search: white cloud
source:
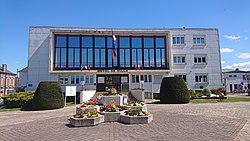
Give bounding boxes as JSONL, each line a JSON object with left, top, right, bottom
{"left": 245, "top": 37, "right": 248, "bottom": 40}
{"left": 223, "top": 61, "right": 250, "bottom": 71}
{"left": 224, "top": 35, "right": 241, "bottom": 40}
{"left": 221, "top": 61, "right": 226, "bottom": 64}
{"left": 220, "top": 48, "right": 234, "bottom": 53}
{"left": 238, "top": 53, "right": 250, "bottom": 59}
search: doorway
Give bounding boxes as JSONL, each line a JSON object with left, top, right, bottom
{"left": 96, "top": 74, "right": 129, "bottom": 92}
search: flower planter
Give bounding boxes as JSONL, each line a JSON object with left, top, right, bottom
{"left": 69, "top": 115, "right": 104, "bottom": 127}
{"left": 99, "top": 111, "right": 125, "bottom": 122}
{"left": 98, "top": 96, "right": 124, "bottom": 106}
{"left": 76, "top": 106, "right": 99, "bottom": 114}
{"left": 124, "top": 105, "right": 147, "bottom": 111}
{"left": 120, "top": 114, "right": 153, "bottom": 124}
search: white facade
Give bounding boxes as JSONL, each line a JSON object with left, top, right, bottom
{"left": 222, "top": 69, "right": 250, "bottom": 93}
{"left": 18, "top": 67, "right": 28, "bottom": 91}
{"left": 26, "top": 26, "right": 223, "bottom": 97}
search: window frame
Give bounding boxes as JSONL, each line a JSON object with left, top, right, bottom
{"left": 173, "top": 55, "right": 186, "bottom": 64}
{"left": 194, "top": 55, "right": 207, "bottom": 64}
{"left": 193, "top": 36, "right": 206, "bottom": 45}
{"left": 172, "top": 36, "right": 185, "bottom": 45}
{"left": 195, "top": 74, "right": 208, "bottom": 83}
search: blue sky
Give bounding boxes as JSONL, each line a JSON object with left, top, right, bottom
{"left": 0, "top": 0, "right": 250, "bottom": 73}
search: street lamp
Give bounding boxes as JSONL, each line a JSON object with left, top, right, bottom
{"left": 3, "top": 72, "right": 7, "bottom": 95}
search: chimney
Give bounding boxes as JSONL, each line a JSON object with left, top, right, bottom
{"left": 235, "top": 68, "right": 239, "bottom": 71}
{"left": 2, "top": 64, "right": 7, "bottom": 73}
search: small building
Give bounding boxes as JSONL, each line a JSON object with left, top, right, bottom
{"left": 26, "top": 26, "right": 223, "bottom": 98}
{"left": 0, "top": 64, "right": 16, "bottom": 95}
{"left": 18, "top": 67, "right": 28, "bottom": 91}
{"left": 222, "top": 68, "right": 250, "bottom": 93}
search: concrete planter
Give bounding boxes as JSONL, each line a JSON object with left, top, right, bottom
{"left": 120, "top": 114, "right": 153, "bottom": 124}
{"left": 99, "top": 111, "right": 124, "bottom": 122}
{"left": 76, "top": 106, "right": 99, "bottom": 114}
{"left": 98, "top": 96, "right": 124, "bottom": 106}
{"left": 124, "top": 105, "right": 147, "bottom": 111}
{"left": 70, "top": 115, "right": 104, "bottom": 127}
{"left": 130, "top": 89, "right": 145, "bottom": 101}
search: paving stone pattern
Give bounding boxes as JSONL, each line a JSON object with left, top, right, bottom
{"left": 0, "top": 102, "right": 250, "bottom": 141}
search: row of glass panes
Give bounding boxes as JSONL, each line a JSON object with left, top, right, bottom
{"left": 132, "top": 75, "right": 152, "bottom": 83}
{"left": 173, "top": 56, "right": 206, "bottom": 64}
{"left": 56, "top": 35, "right": 165, "bottom": 48}
{"left": 59, "top": 75, "right": 94, "bottom": 85}
{"left": 175, "top": 74, "right": 207, "bottom": 83}
{"left": 131, "top": 75, "right": 163, "bottom": 84}
{"left": 172, "top": 36, "right": 205, "bottom": 45}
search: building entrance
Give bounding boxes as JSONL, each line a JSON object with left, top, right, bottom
{"left": 96, "top": 74, "right": 129, "bottom": 92}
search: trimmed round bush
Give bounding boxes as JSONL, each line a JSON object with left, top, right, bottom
{"left": 32, "top": 81, "right": 64, "bottom": 110}
{"left": 160, "top": 77, "right": 190, "bottom": 104}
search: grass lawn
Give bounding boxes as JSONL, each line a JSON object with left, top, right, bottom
{"left": 190, "top": 97, "right": 250, "bottom": 103}
{"left": 0, "top": 102, "right": 77, "bottom": 112}
{"left": 0, "top": 107, "right": 21, "bottom": 112}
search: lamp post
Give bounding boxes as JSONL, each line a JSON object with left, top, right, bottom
{"left": 3, "top": 72, "right": 7, "bottom": 95}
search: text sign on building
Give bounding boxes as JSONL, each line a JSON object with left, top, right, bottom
{"left": 121, "top": 77, "right": 128, "bottom": 83}
{"left": 66, "top": 86, "right": 76, "bottom": 96}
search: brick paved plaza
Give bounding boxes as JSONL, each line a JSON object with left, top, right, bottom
{"left": 0, "top": 102, "right": 250, "bottom": 141}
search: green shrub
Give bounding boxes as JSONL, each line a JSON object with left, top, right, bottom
{"left": 199, "top": 85, "right": 204, "bottom": 90}
{"left": 32, "top": 81, "right": 64, "bottom": 110}
{"left": 1, "top": 92, "right": 34, "bottom": 108}
{"left": 188, "top": 89, "right": 196, "bottom": 98}
{"left": 202, "top": 88, "right": 211, "bottom": 97}
{"left": 196, "top": 91, "right": 203, "bottom": 97}
{"left": 160, "top": 77, "right": 190, "bottom": 104}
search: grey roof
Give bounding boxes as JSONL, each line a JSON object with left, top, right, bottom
{"left": 30, "top": 26, "right": 219, "bottom": 32}
{"left": 18, "top": 67, "right": 28, "bottom": 72}
{"left": 223, "top": 70, "right": 249, "bottom": 74}
{"left": 0, "top": 66, "right": 16, "bottom": 75}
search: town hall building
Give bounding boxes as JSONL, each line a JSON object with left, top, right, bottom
{"left": 26, "top": 26, "right": 222, "bottom": 98}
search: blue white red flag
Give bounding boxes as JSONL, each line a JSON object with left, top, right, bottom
{"left": 112, "top": 32, "right": 116, "bottom": 60}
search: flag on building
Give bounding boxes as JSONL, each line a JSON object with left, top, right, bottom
{"left": 80, "top": 65, "right": 84, "bottom": 72}
{"left": 112, "top": 32, "right": 116, "bottom": 60}
{"left": 134, "top": 64, "right": 141, "bottom": 70}
{"left": 80, "top": 65, "right": 91, "bottom": 71}
{"left": 87, "top": 65, "right": 91, "bottom": 71}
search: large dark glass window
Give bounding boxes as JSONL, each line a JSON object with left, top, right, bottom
{"left": 107, "top": 37, "right": 118, "bottom": 67}
{"left": 95, "top": 36, "right": 106, "bottom": 67}
{"left": 144, "top": 37, "right": 154, "bottom": 67}
{"left": 82, "top": 36, "right": 93, "bottom": 67}
{"left": 119, "top": 37, "right": 130, "bottom": 67}
{"left": 156, "top": 37, "right": 165, "bottom": 67}
{"left": 54, "top": 34, "right": 167, "bottom": 70}
{"left": 132, "top": 37, "right": 142, "bottom": 66}
{"left": 68, "top": 36, "right": 80, "bottom": 68}
{"left": 55, "top": 36, "right": 67, "bottom": 68}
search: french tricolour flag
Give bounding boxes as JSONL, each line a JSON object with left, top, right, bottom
{"left": 112, "top": 32, "right": 116, "bottom": 60}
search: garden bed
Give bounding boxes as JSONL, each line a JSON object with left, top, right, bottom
{"left": 70, "top": 115, "right": 104, "bottom": 127}
{"left": 124, "top": 105, "right": 147, "bottom": 111}
{"left": 99, "top": 111, "right": 125, "bottom": 122}
{"left": 98, "top": 96, "right": 124, "bottom": 106}
{"left": 76, "top": 106, "right": 99, "bottom": 114}
{"left": 120, "top": 114, "right": 153, "bottom": 124}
